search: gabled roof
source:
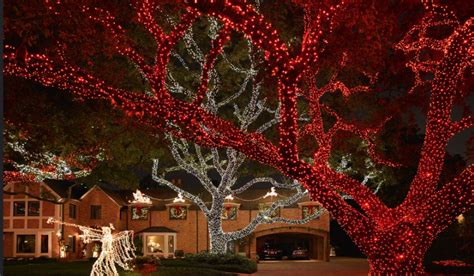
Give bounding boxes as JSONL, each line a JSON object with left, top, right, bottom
{"left": 80, "top": 185, "right": 128, "bottom": 207}
{"left": 137, "top": 226, "right": 177, "bottom": 233}
{"left": 43, "top": 179, "right": 88, "bottom": 200}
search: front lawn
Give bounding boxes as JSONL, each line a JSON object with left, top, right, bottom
{"left": 4, "top": 260, "right": 238, "bottom": 276}
{"left": 4, "top": 260, "right": 95, "bottom": 276}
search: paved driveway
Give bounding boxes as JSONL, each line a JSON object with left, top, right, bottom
{"left": 245, "top": 257, "right": 369, "bottom": 276}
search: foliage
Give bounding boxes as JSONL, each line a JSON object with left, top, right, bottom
{"left": 133, "top": 236, "right": 144, "bottom": 257}
{"left": 3, "top": 0, "right": 473, "bottom": 274}
{"left": 161, "top": 253, "right": 257, "bottom": 274}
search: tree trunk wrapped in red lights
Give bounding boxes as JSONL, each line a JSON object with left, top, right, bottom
{"left": 4, "top": 0, "right": 473, "bottom": 273}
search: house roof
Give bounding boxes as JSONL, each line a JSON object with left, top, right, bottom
{"left": 137, "top": 226, "right": 177, "bottom": 233}
{"left": 43, "top": 179, "right": 88, "bottom": 200}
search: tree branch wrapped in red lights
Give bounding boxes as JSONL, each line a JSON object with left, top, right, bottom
{"left": 4, "top": 0, "right": 472, "bottom": 273}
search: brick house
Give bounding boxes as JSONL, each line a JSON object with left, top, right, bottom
{"left": 3, "top": 180, "right": 330, "bottom": 261}
{"left": 3, "top": 180, "right": 85, "bottom": 259}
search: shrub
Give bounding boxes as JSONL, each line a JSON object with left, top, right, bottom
{"left": 161, "top": 253, "right": 257, "bottom": 274}
{"left": 174, "top": 250, "right": 184, "bottom": 258}
{"left": 132, "top": 256, "right": 161, "bottom": 268}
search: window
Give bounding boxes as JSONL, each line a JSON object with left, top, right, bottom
{"left": 146, "top": 235, "right": 164, "bottom": 253}
{"left": 258, "top": 203, "right": 280, "bottom": 218}
{"left": 131, "top": 207, "right": 149, "bottom": 220}
{"left": 68, "top": 236, "right": 76, "bottom": 253}
{"left": 168, "top": 235, "right": 174, "bottom": 254}
{"left": 40, "top": 235, "right": 49, "bottom": 253}
{"left": 90, "top": 205, "right": 102, "bottom": 219}
{"left": 302, "top": 205, "right": 320, "bottom": 219}
{"left": 221, "top": 206, "right": 238, "bottom": 220}
{"left": 69, "top": 204, "right": 77, "bottom": 219}
{"left": 169, "top": 206, "right": 187, "bottom": 220}
{"left": 13, "top": 201, "right": 26, "bottom": 216}
{"left": 144, "top": 234, "right": 176, "bottom": 256}
{"left": 17, "top": 235, "right": 35, "bottom": 253}
{"left": 28, "top": 201, "right": 40, "bottom": 216}
{"left": 227, "top": 241, "right": 235, "bottom": 254}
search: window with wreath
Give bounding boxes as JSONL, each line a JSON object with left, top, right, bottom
{"left": 258, "top": 203, "right": 280, "bottom": 218}
{"left": 28, "top": 201, "right": 40, "bottom": 216}
{"left": 131, "top": 207, "right": 149, "bottom": 220}
{"left": 169, "top": 205, "right": 187, "bottom": 220}
{"left": 221, "top": 206, "right": 238, "bottom": 220}
{"left": 301, "top": 205, "right": 320, "bottom": 219}
{"left": 13, "top": 201, "right": 26, "bottom": 216}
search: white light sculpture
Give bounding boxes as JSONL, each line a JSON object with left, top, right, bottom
{"left": 151, "top": 15, "right": 323, "bottom": 255}
{"left": 263, "top": 187, "right": 278, "bottom": 199}
{"left": 129, "top": 189, "right": 152, "bottom": 205}
{"left": 47, "top": 218, "right": 135, "bottom": 276}
{"left": 173, "top": 193, "right": 185, "bottom": 203}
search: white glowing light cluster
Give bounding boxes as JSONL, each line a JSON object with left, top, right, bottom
{"left": 173, "top": 193, "right": 186, "bottom": 203}
{"left": 263, "top": 187, "right": 278, "bottom": 199}
{"left": 47, "top": 218, "right": 135, "bottom": 276}
{"left": 129, "top": 189, "right": 152, "bottom": 205}
{"left": 333, "top": 149, "right": 386, "bottom": 199}
{"left": 4, "top": 132, "right": 104, "bottom": 183}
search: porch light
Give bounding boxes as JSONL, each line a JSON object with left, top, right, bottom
{"left": 456, "top": 214, "right": 465, "bottom": 224}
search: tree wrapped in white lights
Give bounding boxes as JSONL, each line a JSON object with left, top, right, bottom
{"left": 48, "top": 218, "right": 135, "bottom": 276}
{"left": 3, "top": 127, "right": 104, "bottom": 203}
{"left": 153, "top": 160, "right": 321, "bottom": 254}
{"left": 152, "top": 16, "right": 322, "bottom": 254}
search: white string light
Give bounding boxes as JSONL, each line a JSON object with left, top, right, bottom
{"left": 129, "top": 189, "right": 152, "bottom": 205}
{"left": 172, "top": 193, "right": 186, "bottom": 203}
{"left": 263, "top": 187, "right": 278, "bottom": 199}
{"left": 47, "top": 218, "right": 135, "bottom": 276}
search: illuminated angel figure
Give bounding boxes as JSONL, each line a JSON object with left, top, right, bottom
{"left": 48, "top": 218, "right": 135, "bottom": 276}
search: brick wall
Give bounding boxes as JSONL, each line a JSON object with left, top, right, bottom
{"left": 138, "top": 204, "right": 329, "bottom": 256}
{"left": 78, "top": 187, "right": 122, "bottom": 229}
{"left": 3, "top": 232, "right": 14, "bottom": 257}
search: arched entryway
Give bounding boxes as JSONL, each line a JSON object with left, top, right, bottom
{"left": 251, "top": 227, "right": 329, "bottom": 261}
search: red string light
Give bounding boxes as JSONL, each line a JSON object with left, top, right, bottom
{"left": 4, "top": 0, "right": 473, "bottom": 273}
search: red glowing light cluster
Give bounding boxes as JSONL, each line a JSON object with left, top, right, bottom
{"left": 4, "top": 0, "right": 473, "bottom": 273}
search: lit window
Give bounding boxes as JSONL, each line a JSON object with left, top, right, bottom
{"left": 146, "top": 235, "right": 164, "bottom": 253}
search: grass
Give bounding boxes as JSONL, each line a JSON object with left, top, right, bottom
{"left": 4, "top": 260, "right": 238, "bottom": 276}
{"left": 4, "top": 260, "right": 96, "bottom": 276}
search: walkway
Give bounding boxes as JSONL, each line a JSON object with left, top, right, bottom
{"left": 245, "top": 257, "right": 369, "bottom": 276}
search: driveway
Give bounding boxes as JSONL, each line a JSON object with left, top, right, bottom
{"left": 245, "top": 257, "right": 369, "bottom": 276}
